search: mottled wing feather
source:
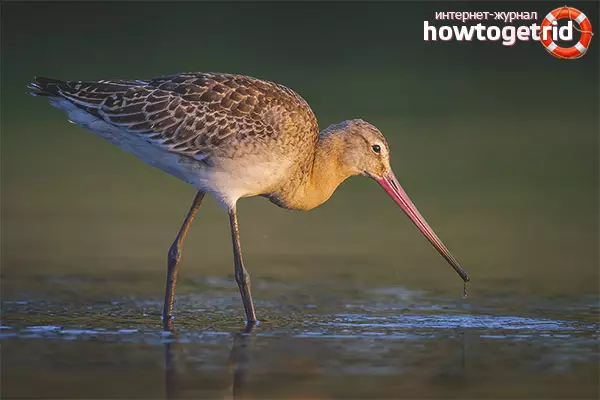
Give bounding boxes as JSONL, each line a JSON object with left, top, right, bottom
{"left": 31, "top": 78, "right": 149, "bottom": 119}
{"left": 32, "top": 73, "right": 320, "bottom": 160}
{"left": 99, "top": 85, "right": 264, "bottom": 158}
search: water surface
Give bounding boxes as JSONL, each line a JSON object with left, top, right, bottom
{"left": 2, "top": 276, "right": 598, "bottom": 399}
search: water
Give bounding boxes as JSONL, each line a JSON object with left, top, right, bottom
{"left": 2, "top": 276, "right": 598, "bottom": 399}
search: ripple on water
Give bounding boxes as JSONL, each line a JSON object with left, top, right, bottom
{"left": 328, "top": 313, "right": 598, "bottom": 331}
{"left": 0, "top": 311, "right": 597, "bottom": 344}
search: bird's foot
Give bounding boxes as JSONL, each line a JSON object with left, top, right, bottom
{"left": 243, "top": 319, "right": 258, "bottom": 333}
{"left": 162, "top": 314, "right": 176, "bottom": 332}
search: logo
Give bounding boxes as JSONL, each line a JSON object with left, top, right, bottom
{"left": 424, "top": 7, "right": 594, "bottom": 59}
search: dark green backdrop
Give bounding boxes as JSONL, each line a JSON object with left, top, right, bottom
{"left": 2, "top": 1, "right": 598, "bottom": 300}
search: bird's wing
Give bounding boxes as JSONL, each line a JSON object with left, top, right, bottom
{"left": 31, "top": 73, "right": 319, "bottom": 160}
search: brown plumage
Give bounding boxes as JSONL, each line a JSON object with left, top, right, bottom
{"left": 29, "top": 72, "right": 469, "bottom": 329}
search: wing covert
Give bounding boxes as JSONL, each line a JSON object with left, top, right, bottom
{"left": 34, "top": 72, "right": 319, "bottom": 160}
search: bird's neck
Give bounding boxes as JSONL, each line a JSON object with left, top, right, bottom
{"left": 283, "top": 132, "right": 355, "bottom": 210}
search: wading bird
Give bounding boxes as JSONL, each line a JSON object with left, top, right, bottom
{"left": 28, "top": 73, "right": 470, "bottom": 330}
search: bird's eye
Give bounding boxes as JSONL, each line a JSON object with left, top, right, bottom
{"left": 371, "top": 144, "right": 381, "bottom": 154}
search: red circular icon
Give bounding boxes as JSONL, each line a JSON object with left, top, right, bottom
{"left": 541, "top": 7, "right": 593, "bottom": 59}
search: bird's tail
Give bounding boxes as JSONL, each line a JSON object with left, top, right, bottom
{"left": 27, "top": 76, "right": 67, "bottom": 97}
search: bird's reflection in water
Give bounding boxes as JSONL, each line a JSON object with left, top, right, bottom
{"left": 228, "top": 324, "right": 255, "bottom": 398}
{"left": 165, "top": 323, "right": 255, "bottom": 399}
{"left": 165, "top": 338, "right": 177, "bottom": 400}
{"left": 163, "top": 322, "right": 469, "bottom": 399}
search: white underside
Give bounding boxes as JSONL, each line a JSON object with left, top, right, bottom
{"left": 50, "top": 98, "right": 289, "bottom": 208}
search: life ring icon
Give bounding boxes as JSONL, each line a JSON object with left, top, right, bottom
{"left": 541, "top": 6, "right": 593, "bottom": 59}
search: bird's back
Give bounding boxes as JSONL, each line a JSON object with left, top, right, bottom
{"left": 29, "top": 72, "right": 321, "bottom": 205}
{"left": 29, "top": 73, "right": 319, "bottom": 158}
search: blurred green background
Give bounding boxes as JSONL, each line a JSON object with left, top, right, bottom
{"left": 1, "top": 1, "right": 598, "bottom": 302}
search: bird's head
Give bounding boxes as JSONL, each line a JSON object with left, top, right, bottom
{"left": 325, "top": 119, "right": 470, "bottom": 284}
{"left": 322, "top": 119, "right": 391, "bottom": 178}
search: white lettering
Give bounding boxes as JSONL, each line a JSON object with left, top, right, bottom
{"left": 424, "top": 21, "right": 437, "bottom": 41}
{"left": 488, "top": 26, "right": 501, "bottom": 41}
{"left": 502, "top": 26, "right": 517, "bottom": 46}
{"left": 542, "top": 25, "right": 552, "bottom": 41}
{"left": 453, "top": 25, "right": 475, "bottom": 40}
{"left": 559, "top": 21, "right": 573, "bottom": 41}
{"left": 426, "top": 12, "right": 565, "bottom": 47}
{"left": 439, "top": 26, "right": 453, "bottom": 41}
{"left": 475, "top": 24, "right": 487, "bottom": 41}
{"left": 530, "top": 24, "right": 541, "bottom": 40}
{"left": 517, "top": 26, "right": 530, "bottom": 41}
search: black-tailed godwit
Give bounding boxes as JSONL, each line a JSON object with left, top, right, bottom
{"left": 28, "top": 72, "right": 470, "bottom": 330}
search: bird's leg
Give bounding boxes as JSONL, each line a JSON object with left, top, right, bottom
{"left": 163, "top": 191, "right": 205, "bottom": 330}
{"left": 228, "top": 206, "right": 258, "bottom": 325}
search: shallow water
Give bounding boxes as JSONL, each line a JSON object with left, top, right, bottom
{"left": 2, "top": 276, "right": 598, "bottom": 399}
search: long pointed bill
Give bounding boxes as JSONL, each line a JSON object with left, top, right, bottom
{"left": 374, "top": 170, "right": 470, "bottom": 283}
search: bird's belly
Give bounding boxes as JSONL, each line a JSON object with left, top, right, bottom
{"left": 198, "top": 158, "right": 293, "bottom": 208}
